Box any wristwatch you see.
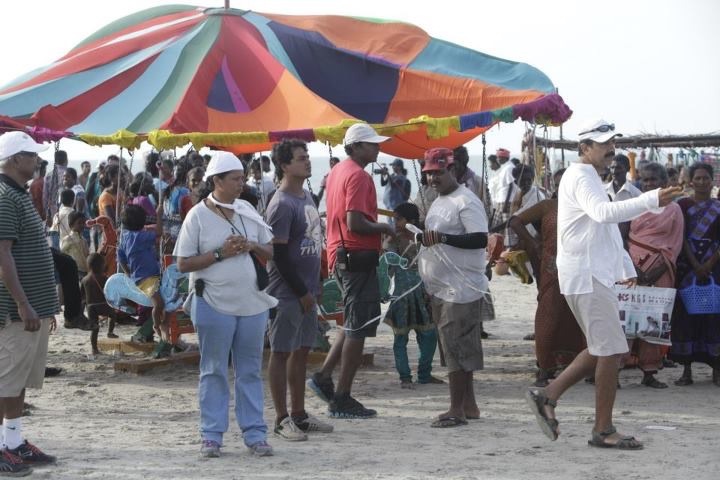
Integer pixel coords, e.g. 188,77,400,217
213,248,224,262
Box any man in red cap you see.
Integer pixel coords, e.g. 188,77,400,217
417,148,492,428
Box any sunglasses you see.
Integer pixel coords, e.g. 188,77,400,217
579,124,615,136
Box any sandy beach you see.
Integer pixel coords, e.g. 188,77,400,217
23,274,720,480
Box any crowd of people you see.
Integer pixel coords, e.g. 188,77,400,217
0,117,719,473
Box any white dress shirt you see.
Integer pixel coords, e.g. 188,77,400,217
557,163,660,295
493,161,515,204
604,180,642,202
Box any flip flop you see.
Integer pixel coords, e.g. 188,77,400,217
431,416,468,428
525,388,559,441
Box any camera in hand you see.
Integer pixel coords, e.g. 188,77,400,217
372,164,388,175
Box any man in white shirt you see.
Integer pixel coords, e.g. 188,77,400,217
492,148,514,214
606,154,641,246
418,148,492,428
605,154,641,201
525,119,680,450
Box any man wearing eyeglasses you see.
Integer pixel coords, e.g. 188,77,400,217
0,132,60,475
525,119,681,450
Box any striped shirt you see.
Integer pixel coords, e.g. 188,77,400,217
0,174,59,328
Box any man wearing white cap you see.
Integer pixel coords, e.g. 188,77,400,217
525,119,681,450
307,123,395,419
0,131,59,474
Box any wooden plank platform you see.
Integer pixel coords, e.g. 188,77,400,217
113,351,200,374
97,338,155,354
262,350,374,366
112,349,374,374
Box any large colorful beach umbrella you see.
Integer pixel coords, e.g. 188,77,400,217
0,5,571,158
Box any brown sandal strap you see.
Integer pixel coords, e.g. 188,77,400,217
595,425,617,437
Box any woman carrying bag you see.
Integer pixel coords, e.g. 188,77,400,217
670,162,720,387
174,151,277,458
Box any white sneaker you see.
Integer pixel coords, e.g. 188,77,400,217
295,413,334,433
273,416,308,441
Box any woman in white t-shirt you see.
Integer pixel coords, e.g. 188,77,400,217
174,152,277,459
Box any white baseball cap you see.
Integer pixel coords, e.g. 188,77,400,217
203,151,244,181
577,119,623,143
0,131,48,160
343,123,390,146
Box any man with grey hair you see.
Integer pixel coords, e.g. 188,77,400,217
0,132,59,475
525,120,681,450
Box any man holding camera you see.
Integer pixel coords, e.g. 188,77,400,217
307,123,394,419
379,158,411,211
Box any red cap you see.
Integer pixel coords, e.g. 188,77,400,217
496,148,510,159
422,148,454,172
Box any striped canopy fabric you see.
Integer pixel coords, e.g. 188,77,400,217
0,5,571,158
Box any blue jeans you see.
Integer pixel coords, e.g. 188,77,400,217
191,296,269,446
393,328,437,383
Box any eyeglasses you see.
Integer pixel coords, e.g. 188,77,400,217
579,124,615,136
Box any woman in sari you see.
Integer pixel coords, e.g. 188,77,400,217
626,163,684,388
510,169,586,386
671,162,720,386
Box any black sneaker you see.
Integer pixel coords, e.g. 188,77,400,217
328,394,377,419
44,367,63,378
6,441,56,465
306,373,335,404
0,449,32,476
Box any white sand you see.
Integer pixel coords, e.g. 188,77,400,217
24,274,720,479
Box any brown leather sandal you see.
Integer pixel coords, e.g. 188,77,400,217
588,426,643,450
525,388,559,441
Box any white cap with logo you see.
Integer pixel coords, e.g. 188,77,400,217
0,131,48,160
343,123,390,146
577,119,623,144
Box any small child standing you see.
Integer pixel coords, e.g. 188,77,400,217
49,189,75,249
383,203,443,388
117,204,169,355
81,253,117,354
61,211,89,277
